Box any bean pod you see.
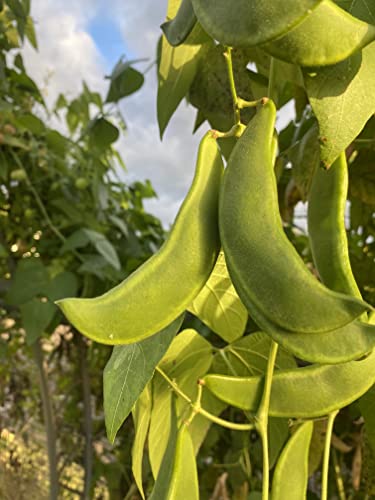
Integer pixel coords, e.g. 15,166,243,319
219,99,369,336
57,132,223,345
204,347,375,417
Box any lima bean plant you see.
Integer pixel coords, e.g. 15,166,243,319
58,0,375,498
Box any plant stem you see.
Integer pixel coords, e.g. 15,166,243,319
32,340,59,500
224,47,241,125
78,337,93,500
322,410,339,500
255,341,279,500
268,57,276,102
332,449,346,500
155,367,254,432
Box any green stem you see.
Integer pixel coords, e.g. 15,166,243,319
322,410,339,500
156,367,253,432
267,57,276,102
255,341,279,500
32,340,59,500
332,449,346,500
224,47,241,125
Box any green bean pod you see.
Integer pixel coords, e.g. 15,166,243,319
161,0,197,47
57,132,223,345
308,152,361,298
191,0,322,48
204,347,375,417
262,0,375,67
219,99,369,335
271,422,313,500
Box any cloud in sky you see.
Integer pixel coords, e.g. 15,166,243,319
25,0,202,226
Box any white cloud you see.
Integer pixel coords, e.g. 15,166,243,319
24,0,105,105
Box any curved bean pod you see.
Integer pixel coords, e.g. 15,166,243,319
262,0,375,67
191,0,322,48
204,347,375,417
271,421,313,500
308,152,361,298
219,99,370,335
57,132,223,345
161,0,197,47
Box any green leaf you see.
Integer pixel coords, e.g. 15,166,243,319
148,329,213,476
290,123,320,201
161,0,197,47
212,332,297,377
88,117,119,152
150,418,199,500
188,251,247,343
305,42,375,167
149,399,178,500
106,58,145,103
132,385,152,500
20,297,56,345
16,113,45,135
103,315,183,443
157,24,205,138
271,422,313,500
83,229,121,271
269,418,289,470
60,229,90,254
6,258,49,305
24,15,37,49
45,272,78,302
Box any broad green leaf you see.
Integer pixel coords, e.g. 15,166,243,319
83,229,121,271
269,418,289,470
88,117,119,151
263,0,375,67
103,315,183,443
16,113,45,134
106,58,145,103
149,399,178,500
188,252,247,343
6,258,49,305
271,422,313,500
150,420,199,500
157,24,205,138
148,329,213,476
45,272,78,302
305,42,375,167
212,332,297,377
290,123,320,201
20,297,56,345
189,45,255,129
336,0,375,23
161,0,197,47
191,0,321,47
60,230,89,253
132,385,152,500
24,15,37,49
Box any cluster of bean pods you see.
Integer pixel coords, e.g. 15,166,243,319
58,1,375,497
